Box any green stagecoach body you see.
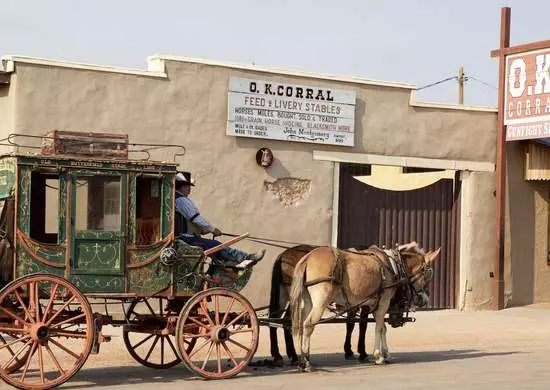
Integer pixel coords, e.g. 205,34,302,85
0,152,251,295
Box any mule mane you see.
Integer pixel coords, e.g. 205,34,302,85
398,241,425,256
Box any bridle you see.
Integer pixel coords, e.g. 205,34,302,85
400,251,433,308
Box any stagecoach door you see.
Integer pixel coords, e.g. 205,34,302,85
69,171,126,277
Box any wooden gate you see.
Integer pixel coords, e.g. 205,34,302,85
337,164,461,309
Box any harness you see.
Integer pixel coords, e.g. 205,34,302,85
305,246,413,315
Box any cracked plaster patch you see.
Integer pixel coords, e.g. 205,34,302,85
264,177,311,207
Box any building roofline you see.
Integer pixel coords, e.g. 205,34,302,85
147,54,418,90
1,54,499,113
1,55,167,78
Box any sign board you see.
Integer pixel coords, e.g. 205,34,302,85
227,77,356,146
505,48,550,141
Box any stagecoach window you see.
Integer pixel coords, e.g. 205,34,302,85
29,173,59,244
135,177,161,245
75,176,121,231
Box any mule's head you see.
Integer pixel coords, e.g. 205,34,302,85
398,242,441,308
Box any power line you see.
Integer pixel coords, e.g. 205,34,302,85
465,75,497,90
416,76,458,91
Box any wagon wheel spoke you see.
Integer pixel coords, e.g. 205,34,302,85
45,295,76,327
221,341,238,367
36,282,43,323
49,337,81,360
186,315,210,330
37,344,45,384
2,338,32,370
214,295,220,325
201,341,215,370
226,310,248,328
216,342,222,373
41,283,60,323
44,343,65,375
166,335,179,357
189,337,212,359
0,306,29,326
50,313,87,329
20,341,38,382
199,299,215,327
144,336,160,362
144,299,156,316
160,336,165,366
14,289,36,325
220,297,236,327
230,328,253,334
227,338,251,353
0,334,30,351
0,327,26,334
131,334,155,350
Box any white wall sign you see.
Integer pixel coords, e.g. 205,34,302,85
227,77,356,146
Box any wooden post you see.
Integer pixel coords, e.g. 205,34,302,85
494,7,511,310
458,66,464,105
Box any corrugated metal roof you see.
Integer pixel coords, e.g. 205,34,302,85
525,141,550,180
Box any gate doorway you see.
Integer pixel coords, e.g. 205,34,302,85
337,163,461,309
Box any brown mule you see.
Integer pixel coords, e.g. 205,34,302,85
290,242,441,372
267,244,370,366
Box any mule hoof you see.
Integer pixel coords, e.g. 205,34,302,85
304,363,314,373
344,353,356,360
375,358,387,365
358,353,369,362
290,357,300,366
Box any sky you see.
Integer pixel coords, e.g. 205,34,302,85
1,0,549,107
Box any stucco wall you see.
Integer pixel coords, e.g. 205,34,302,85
505,141,550,306
459,171,497,310
0,75,15,153
6,58,498,306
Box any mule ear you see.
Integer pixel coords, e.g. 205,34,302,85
425,247,441,263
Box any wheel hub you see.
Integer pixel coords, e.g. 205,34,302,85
30,322,49,341
211,326,229,342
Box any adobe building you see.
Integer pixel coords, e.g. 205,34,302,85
0,52,546,310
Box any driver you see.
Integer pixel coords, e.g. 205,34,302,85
174,171,265,269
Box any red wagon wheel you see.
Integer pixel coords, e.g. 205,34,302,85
0,274,94,390
122,297,196,369
176,288,259,379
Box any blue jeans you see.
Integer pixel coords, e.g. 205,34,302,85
178,234,248,263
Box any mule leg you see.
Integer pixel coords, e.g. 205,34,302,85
269,327,284,366
357,307,369,361
372,294,392,365
301,285,331,372
284,311,299,364
292,291,312,371
344,309,356,359
280,287,298,365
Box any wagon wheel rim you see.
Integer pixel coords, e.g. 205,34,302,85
0,274,94,390
122,297,195,369
176,288,259,379
0,333,31,374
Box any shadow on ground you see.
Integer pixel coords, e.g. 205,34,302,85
64,349,521,388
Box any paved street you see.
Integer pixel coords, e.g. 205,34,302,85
2,306,549,389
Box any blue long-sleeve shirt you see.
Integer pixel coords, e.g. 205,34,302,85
174,191,215,233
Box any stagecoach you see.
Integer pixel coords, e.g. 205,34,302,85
0,131,260,389
0,131,433,389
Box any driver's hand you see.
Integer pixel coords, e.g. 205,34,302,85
212,227,222,237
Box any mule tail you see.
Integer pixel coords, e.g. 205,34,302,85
290,254,310,338
268,252,285,318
